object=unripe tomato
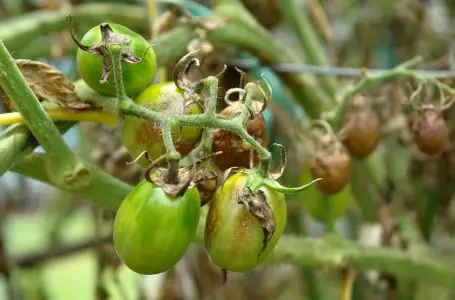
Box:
[122,82,203,167]
[113,180,201,275]
[412,107,448,156]
[205,173,286,272]
[76,23,157,97]
[211,102,267,171]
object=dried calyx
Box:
[173,49,227,103]
[69,17,148,84]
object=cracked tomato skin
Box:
[113,180,201,275]
[122,82,203,167]
[204,173,287,272]
[76,23,157,97]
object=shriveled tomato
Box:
[122,82,203,167]
[113,179,201,275]
[204,172,286,272]
[76,23,156,97]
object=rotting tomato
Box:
[412,107,448,156]
[211,101,267,171]
[341,96,381,158]
[122,82,203,167]
[113,179,201,275]
[310,134,351,194]
[204,172,286,272]
[75,23,157,97]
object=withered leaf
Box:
[2,59,91,110]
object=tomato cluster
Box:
[71,23,314,277]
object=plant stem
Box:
[11,153,131,210]
[0,123,73,177]
[323,195,335,233]
[278,0,338,98]
[268,235,455,288]
[0,109,118,127]
[0,41,90,190]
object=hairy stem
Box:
[0,41,89,189]
[11,153,131,210]
[268,235,455,288]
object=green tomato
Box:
[122,82,203,167]
[204,173,287,272]
[113,179,201,275]
[300,162,351,222]
[76,23,156,97]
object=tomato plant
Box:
[75,23,157,97]
[122,82,203,167]
[113,179,201,275]
[204,172,287,272]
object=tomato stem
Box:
[108,52,273,162]
[161,121,181,183]
[0,40,90,190]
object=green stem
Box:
[109,45,130,107]
[0,41,89,190]
[268,235,455,288]
[323,195,335,233]
[11,153,131,210]
[0,123,73,177]
[161,121,181,161]
[278,0,338,98]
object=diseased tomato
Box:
[113,179,201,275]
[412,107,448,156]
[76,23,157,97]
[342,97,381,158]
[211,101,267,171]
[310,134,351,194]
[122,82,203,167]
[204,172,286,272]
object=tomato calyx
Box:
[68,16,149,85]
[173,49,227,103]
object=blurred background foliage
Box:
[2,0,455,299]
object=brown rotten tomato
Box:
[310,134,351,194]
[412,105,448,156]
[122,82,203,167]
[341,97,381,158]
[211,101,267,171]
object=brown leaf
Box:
[2,59,91,110]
